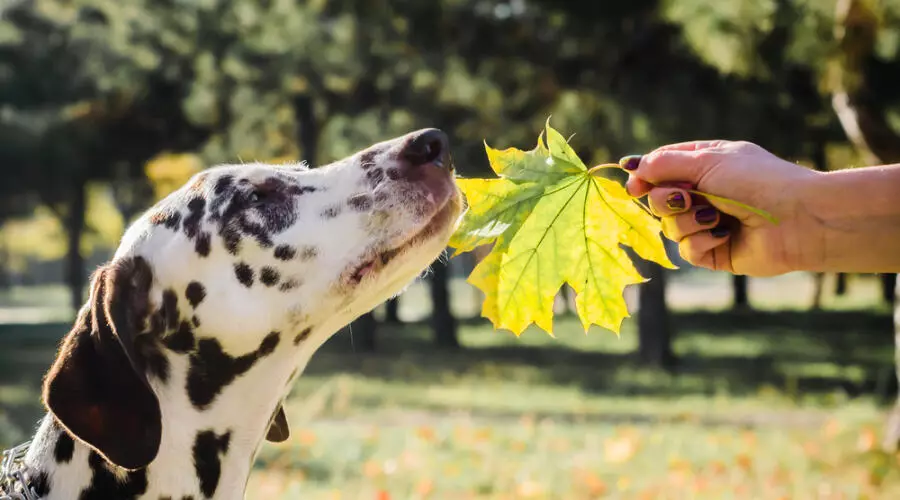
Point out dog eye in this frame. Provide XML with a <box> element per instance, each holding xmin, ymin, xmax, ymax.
<box><xmin>248</xmin><ymin>191</ymin><xmax>267</xmax><ymax>204</ymax></box>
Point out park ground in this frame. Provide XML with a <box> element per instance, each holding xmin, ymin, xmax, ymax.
<box><xmin>1</xmin><ymin>271</ymin><xmax>898</xmax><ymax>499</ymax></box>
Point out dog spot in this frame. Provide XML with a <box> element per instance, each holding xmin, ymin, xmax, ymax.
<box><xmin>274</xmin><ymin>244</ymin><xmax>296</xmax><ymax>261</ymax></box>
<box><xmin>186</xmin><ymin>332</ymin><xmax>281</xmax><ymax>410</ymax></box>
<box><xmin>185</xmin><ymin>282</ymin><xmax>206</xmax><ymax>308</ymax></box>
<box><xmin>214</xmin><ymin>175</ymin><xmax>234</xmax><ymax>195</ymax></box>
<box><xmin>359</xmin><ymin>150</ymin><xmax>376</xmax><ymax>169</ymax></box>
<box><xmin>54</xmin><ymin>430</ymin><xmax>75</xmax><ymax>464</ymax></box>
<box><xmin>320</xmin><ymin>205</ymin><xmax>342</xmax><ymax>218</ymax></box>
<box><xmin>150</xmin><ymin>211</ymin><xmax>182</xmax><ymax>230</ymax></box>
<box><xmin>286</xmin><ymin>185</ymin><xmax>316</xmax><ymax>196</ymax></box>
<box><xmin>374</xmin><ymin>192</ymin><xmax>389</xmax><ymax>204</ymax></box>
<box><xmin>78</xmin><ymin>451</ymin><xmax>148</xmax><ymax>500</ymax></box>
<box><xmin>162</xmin><ymin>289</ymin><xmax>180</xmax><ymax>330</ymax></box>
<box><xmin>195</xmin><ymin>231</ymin><xmax>212</xmax><ymax>257</ymax></box>
<box><xmin>234</xmin><ymin>262</ymin><xmax>254</xmax><ymax>288</ymax></box>
<box><xmin>386</xmin><ymin>168</ymin><xmax>401</xmax><ymax>180</ymax></box>
<box><xmin>347</xmin><ymin>194</ymin><xmax>373</xmax><ymax>212</ymax></box>
<box><xmin>260</xmin><ymin>267</ymin><xmax>280</xmax><ymax>287</ymax></box>
<box><xmin>164</xmin><ymin>320</ymin><xmax>196</xmax><ymax>353</ymax></box>
<box><xmin>366</xmin><ymin>168</ymin><xmax>384</xmax><ymax>187</ymax></box>
<box><xmin>192</xmin><ymin>430</ymin><xmax>231</xmax><ymax>499</ymax></box>
<box><xmin>221</xmin><ymin>226</ymin><xmax>242</xmax><ymax>255</ymax></box>
<box><xmin>299</xmin><ymin>246</ymin><xmax>318</xmax><ymax>261</ymax></box>
<box><xmin>293</xmin><ymin>327</ymin><xmax>312</xmax><ymax>345</ymax></box>
<box><xmin>139</xmin><ymin>336</ymin><xmax>171</xmax><ymax>383</ymax></box>
<box><xmin>192</xmin><ymin>315</ymin><xmax>201</xmax><ymax>327</ymax></box>
<box><xmin>183</xmin><ymin>197</ymin><xmax>206</xmax><ymax>240</ymax></box>
<box><xmin>279</xmin><ymin>279</ymin><xmax>300</xmax><ymax>292</ymax></box>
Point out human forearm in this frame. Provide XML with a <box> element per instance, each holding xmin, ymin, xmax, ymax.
<box><xmin>798</xmin><ymin>165</ymin><xmax>900</xmax><ymax>273</ymax></box>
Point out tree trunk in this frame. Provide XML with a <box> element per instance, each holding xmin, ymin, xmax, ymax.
<box><xmin>811</xmin><ymin>273</ymin><xmax>825</xmax><ymax>310</ymax></box>
<box><xmin>636</xmin><ymin>260</ymin><xmax>675</xmax><ymax>368</ymax></box>
<box><xmin>835</xmin><ymin>273</ymin><xmax>848</xmax><ymax>296</ymax></box>
<box><xmin>832</xmin><ymin>0</ymin><xmax>900</xmax><ymax>451</ymax></box>
<box><xmin>882</xmin><ymin>274</ymin><xmax>897</xmax><ymax>306</ymax></box>
<box><xmin>350</xmin><ymin>311</ymin><xmax>377</xmax><ymax>352</ymax></box>
<box><xmin>384</xmin><ymin>297</ymin><xmax>401</xmax><ymax>323</ymax></box>
<box><xmin>732</xmin><ymin>275</ymin><xmax>750</xmax><ymax>310</ymax></box>
<box><xmin>64</xmin><ymin>180</ymin><xmax>87</xmax><ymax>314</ymax></box>
<box><xmin>430</xmin><ymin>251</ymin><xmax>459</xmax><ymax>349</ymax></box>
<box><xmin>882</xmin><ymin>276</ymin><xmax>900</xmax><ymax>450</ymax></box>
<box><xmin>293</xmin><ymin>94</ymin><xmax>318</xmax><ymax>166</ymax></box>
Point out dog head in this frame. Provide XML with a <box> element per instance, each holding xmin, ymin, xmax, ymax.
<box><xmin>42</xmin><ymin>129</ymin><xmax>463</xmax><ymax>470</ymax></box>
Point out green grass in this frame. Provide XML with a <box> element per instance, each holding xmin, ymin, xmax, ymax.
<box><xmin>0</xmin><ymin>273</ymin><xmax>897</xmax><ymax>498</ymax></box>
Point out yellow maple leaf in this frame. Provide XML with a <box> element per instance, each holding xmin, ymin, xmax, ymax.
<box><xmin>449</xmin><ymin>120</ymin><xmax>675</xmax><ymax>336</ymax></box>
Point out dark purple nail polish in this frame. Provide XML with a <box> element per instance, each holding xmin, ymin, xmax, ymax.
<box><xmin>694</xmin><ymin>206</ymin><xmax>718</xmax><ymax>225</ymax></box>
<box><xmin>619</xmin><ymin>155</ymin><xmax>642</xmax><ymax>171</ymax></box>
<box><xmin>666</xmin><ymin>192</ymin><xmax>686</xmax><ymax>211</ymax></box>
<box><xmin>710</xmin><ymin>225</ymin><xmax>730</xmax><ymax>238</ymax></box>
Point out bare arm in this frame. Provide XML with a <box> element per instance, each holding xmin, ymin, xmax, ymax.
<box><xmin>799</xmin><ymin>165</ymin><xmax>900</xmax><ymax>273</ymax></box>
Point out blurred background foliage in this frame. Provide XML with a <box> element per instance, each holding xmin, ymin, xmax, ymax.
<box><xmin>1</xmin><ymin>0</ymin><xmax>900</xmax><ymax>497</ymax></box>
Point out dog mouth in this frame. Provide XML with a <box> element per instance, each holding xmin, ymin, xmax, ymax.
<box><xmin>346</xmin><ymin>187</ymin><xmax>461</xmax><ymax>286</ymax></box>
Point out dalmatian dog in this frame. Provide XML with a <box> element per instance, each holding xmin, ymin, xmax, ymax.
<box><xmin>2</xmin><ymin>129</ymin><xmax>463</xmax><ymax>499</ymax></box>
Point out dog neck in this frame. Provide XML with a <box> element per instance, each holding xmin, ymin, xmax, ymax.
<box><xmin>22</xmin><ymin>328</ymin><xmax>323</xmax><ymax>500</ymax></box>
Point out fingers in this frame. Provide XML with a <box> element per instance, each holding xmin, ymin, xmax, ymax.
<box><xmin>661</xmin><ymin>206</ymin><xmax>722</xmax><ymax>242</ymax></box>
<box><xmin>678</xmin><ymin>226</ymin><xmax>733</xmax><ymax>273</ymax></box>
<box><xmin>647</xmin><ymin>186</ymin><xmax>693</xmax><ymax>217</ymax></box>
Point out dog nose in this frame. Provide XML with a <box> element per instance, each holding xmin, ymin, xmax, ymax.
<box><xmin>400</xmin><ymin>129</ymin><xmax>451</xmax><ymax>170</ymax></box>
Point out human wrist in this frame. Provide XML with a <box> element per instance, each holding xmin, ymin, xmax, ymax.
<box><xmin>793</xmin><ymin>165</ymin><xmax>900</xmax><ymax>273</ymax></box>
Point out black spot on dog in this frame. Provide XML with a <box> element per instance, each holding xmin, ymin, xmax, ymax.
<box><xmin>359</xmin><ymin>150</ymin><xmax>376</xmax><ymax>169</ymax></box>
<box><xmin>214</xmin><ymin>175</ymin><xmax>234</xmax><ymax>195</ymax></box>
<box><xmin>274</xmin><ymin>244</ymin><xmax>296</xmax><ymax>261</ymax></box>
<box><xmin>186</xmin><ymin>332</ymin><xmax>281</xmax><ymax>410</ymax></box>
<box><xmin>192</xmin><ymin>430</ymin><xmax>231</xmax><ymax>498</ymax></box>
<box><xmin>185</xmin><ymin>282</ymin><xmax>206</xmax><ymax>308</ymax></box>
<box><xmin>195</xmin><ymin>231</ymin><xmax>212</xmax><ymax>257</ymax></box>
<box><xmin>162</xmin><ymin>289</ymin><xmax>179</xmax><ymax>330</ymax></box>
<box><xmin>299</xmin><ymin>246</ymin><xmax>318</xmax><ymax>261</ymax></box>
<box><xmin>386</xmin><ymin>168</ymin><xmax>401</xmax><ymax>180</ymax></box>
<box><xmin>54</xmin><ymin>430</ymin><xmax>75</xmax><ymax>464</ymax></box>
<box><xmin>140</xmin><ymin>336</ymin><xmax>171</xmax><ymax>383</ymax></box>
<box><xmin>26</xmin><ymin>470</ymin><xmax>50</xmax><ymax>497</ymax></box>
<box><xmin>293</xmin><ymin>327</ymin><xmax>312</xmax><ymax>345</ymax></box>
<box><xmin>150</xmin><ymin>210</ymin><xmax>182</xmax><ymax>230</ymax></box>
<box><xmin>279</xmin><ymin>279</ymin><xmax>299</xmax><ymax>292</ymax></box>
<box><xmin>348</xmin><ymin>194</ymin><xmax>373</xmax><ymax>212</ymax></box>
<box><xmin>260</xmin><ymin>267</ymin><xmax>280</xmax><ymax>287</ymax></box>
<box><xmin>221</xmin><ymin>226</ymin><xmax>242</xmax><ymax>255</ymax></box>
<box><xmin>237</xmin><ymin>216</ymin><xmax>274</xmax><ymax>248</ymax></box>
<box><xmin>164</xmin><ymin>320</ymin><xmax>196</xmax><ymax>353</ymax></box>
<box><xmin>374</xmin><ymin>192</ymin><xmax>389</xmax><ymax>203</ymax></box>
<box><xmin>320</xmin><ymin>205</ymin><xmax>341</xmax><ymax>218</ymax></box>
<box><xmin>78</xmin><ymin>451</ymin><xmax>148</xmax><ymax>500</ymax></box>
<box><xmin>234</xmin><ymin>262</ymin><xmax>254</xmax><ymax>287</ymax></box>
<box><xmin>286</xmin><ymin>185</ymin><xmax>316</xmax><ymax>196</ymax></box>
<box><xmin>192</xmin><ymin>315</ymin><xmax>201</xmax><ymax>327</ymax></box>
<box><xmin>366</xmin><ymin>168</ymin><xmax>384</xmax><ymax>187</ymax></box>
<box><xmin>183</xmin><ymin>197</ymin><xmax>206</xmax><ymax>240</ymax></box>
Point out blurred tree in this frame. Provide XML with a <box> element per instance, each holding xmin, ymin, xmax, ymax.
<box><xmin>827</xmin><ymin>0</ymin><xmax>900</xmax><ymax>451</ymax></box>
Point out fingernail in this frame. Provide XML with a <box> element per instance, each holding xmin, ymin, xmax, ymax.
<box><xmin>666</xmin><ymin>192</ymin><xmax>686</xmax><ymax>211</ymax></box>
<box><xmin>619</xmin><ymin>154</ymin><xmax>642</xmax><ymax>171</ymax></box>
<box><xmin>694</xmin><ymin>206</ymin><xmax>718</xmax><ymax>225</ymax></box>
<box><xmin>710</xmin><ymin>225</ymin><xmax>730</xmax><ymax>238</ymax></box>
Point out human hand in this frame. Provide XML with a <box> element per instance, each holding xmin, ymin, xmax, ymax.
<box><xmin>620</xmin><ymin>140</ymin><xmax>821</xmax><ymax>277</ymax></box>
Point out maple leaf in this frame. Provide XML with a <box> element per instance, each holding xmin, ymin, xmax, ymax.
<box><xmin>450</xmin><ymin>120</ymin><xmax>676</xmax><ymax>336</ymax></box>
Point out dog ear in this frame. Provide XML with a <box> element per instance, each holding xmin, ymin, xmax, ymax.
<box><xmin>42</xmin><ymin>256</ymin><xmax>161</xmax><ymax>471</ymax></box>
<box><xmin>265</xmin><ymin>404</ymin><xmax>290</xmax><ymax>443</ymax></box>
